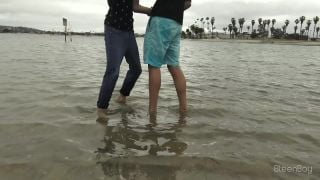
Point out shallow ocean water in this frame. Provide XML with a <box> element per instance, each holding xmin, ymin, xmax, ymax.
<box><xmin>0</xmin><ymin>34</ymin><xmax>319</xmax><ymax>179</ymax></box>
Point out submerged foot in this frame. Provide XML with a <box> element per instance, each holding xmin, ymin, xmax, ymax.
<box><xmin>116</xmin><ymin>94</ymin><xmax>126</xmax><ymax>104</ymax></box>
<box><xmin>97</xmin><ymin>108</ymin><xmax>108</xmax><ymax>119</ymax></box>
<box><xmin>179</xmin><ymin>109</ymin><xmax>188</xmax><ymax>117</ymax></box>
<box><xmin>179</xmin><ymin>106</ymin><xmax>188</xmax><ymax>116</ymax></box>
<box><xmin>148</xmin><ymin>111</ymin><xmax>157</xmax><ymax>125</ymax></box>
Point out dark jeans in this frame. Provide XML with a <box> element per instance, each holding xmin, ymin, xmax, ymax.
<box><xmin>97</xmin><ymin>26</ymin><xmax>142</xmax><ymax>109</ymax></box>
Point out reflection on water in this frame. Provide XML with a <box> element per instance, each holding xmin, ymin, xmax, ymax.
<box><xmin>99</xmin><ymin>159</ymin><xmax>179</xmax><ymax>180</ymax></box>
<box><xmin>96</xmin><ymin>107</ymin><xmax>188</xmax><ymax>179</ymax></box>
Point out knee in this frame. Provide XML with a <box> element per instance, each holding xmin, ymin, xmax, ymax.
<box><xmin>136</xmin><ymin>68</ymin><xmax>142</xmax><ymax>76</ymax></box>
<box><xmin>132</xmin><ymin>67</ymin><xmax>142</xmax><ymax>77</ymax></box>
<box><xmin>176</xmin><ymin>86</ymin><xmax>186</xmax><ymax>95</ymax></box>
<box><xmin>105</xmin><ymin>68</ymin><xmax>120</xmax><ymax>80</ymax></box>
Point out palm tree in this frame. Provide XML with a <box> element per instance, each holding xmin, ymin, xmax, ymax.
<box><xmin>207</xmin><ymin>21</ymin><xmax>210</xmax><ymax>37</ymax></box>
<box><xmin>271</xmin><ymin>19</ymin><xmax>276</xmax><ymax>37</ymax></box>
<box><xmin>267</xmin><ymin>19</ymin><xmax>271</xmax><ymax>25</ymax></box>
<box><xmin>231</xmin><ymin>18</ymin><xmax>236</xmax><ymax>27</ymax></box>
<box><xmin>203</xmin><ymin>18</ymin><xmax>206</xmax><ymax>29</ymax></box>
<box><xmin>258</xmin><ymin>18</ymin><xmax>263</xmax><ymax>26</ymax></box>
<box><xmin>282</xmin><ymin>25</ymin><xmax>286</xmax><ymax>35</ymax></box>
<box><xmin>294</xmin><ymin>19</ymin><xmax>299</xmax><ymax>34</ymax></box>
<box><xmin>294</xmin><ymin>26</ymin><xmax>298</xmax><ymax>34</ymax></box>
<box><xmin>251</xmin><ymin>20</ymin><xmax>255</xmax><ymax>33</ymax></box>
<box><xmin>231</xmin><ymin>18</ymin><xmax>236</xmax><ymax>38</ymax></box>
<box><xmin>284</xmin><ymin>20</ymin><xmax>290</xmax><ymax>34</ymax></box>
<box><xmin>272</xmin><ymin>19</ymin><xmax>276</xmax><ymax>28</ymax></box>
<box><xmin>205</xmin><ymin>17</ymin><xmax>209</xmax><ymax>30</ymax></box>
<box><xmin>223</xmin><ymin>27</ymin><xmax>227</xmax><ymax>34</ymax></box>
<box><xmin>306</xmin><ymin>20</ymin><xmax>312</xmax><ymax>38</ymax></box>
<box><xmin>247</xmin><ymin>25</ymin><xmax>250</xmax><ymax>33</ymax></box>
<box><xmin>266</xmin><ymin>19</ymin><xmax>271</xmax><ymax>37</ymax></box>
<box><xmin>316</xmin><ymin>27</ymin><xmax>320</xmax><ymax>38</ymax></box>
<box><xmin>263</xmin><ymin>20</ymin><xmax>267</xmax><ymax>31</ymax></box>
<box><xmin>186</xmin><ymin>29</ymin><xmax>191</xmax><ymax>38</ymax></box>
<box><xmin>190</xmin><ymin>24</ymin><xmax>197</xmax><ymax>38</ymax></box>
<box><xmin>266</xmin><ymin>19</ymin><xmax>271</xmax><ymax>30</ymax></box>
<box><xmin>306</xmin><ymin>26</ymin><xmax>310</xmax><ymax>37</ymax></box>
<box><xmin>228</xmin><ymin>24</ymin><xmax>233</xmax><ymax>39</ymax></box>
<box><xmin>301</xmin><ymin>29</ymin><xmax>306</xmax><ymax>36</ymax></box>
<box><xmin>200</xmin><ymin>18</ymin><xmax>204</xmax><ymax>28</ymax></box>
<box><xmin>206</xmin><ymin>17</ymin><xmax>210</xmax><ymax>32</ymax></box>
<box><xmin>257</xmin><ymin>18</ymin><xmax>262</xmax><ymax>33</ymax></box>
<box><xmin>233</xmin><ymin>26</ymin><xmax>238</xmax><ymax>38</ymax></box>
<box><xmin>238</xmin><ymin>18</ymin><xmax>245</xmax><ymax>34</ymax></box>
<box><xmin>261</xmin><ymin>20</ymin><xmax>268</xmax><ymax>38</ymax></box>
<box><xmin>198</xmin><ymin>28</ymin><xmax>204</xmax><ymax>39</ymax></box>
<box><xmin>199</xmin><ymin>18</ymin><xmax>205</xmax><ymax>38</ymax></box>
<box><xmin>211</xmin><ymin>17</ymin><xmax>215</xmax><ymax>38</ymax></box>
<box><xmin>299</xmin><ymin>16</ymin><xmax>306</xmax><ymax>36</ymax></box>
<box><xmin>313</xmin><ymin>16</ymin><xmax>319</xmax><ymax>38</ymax></box>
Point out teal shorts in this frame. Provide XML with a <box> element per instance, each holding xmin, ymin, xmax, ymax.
<box><xmin>144</xmin><ymin>16</ymin><xmax>182</xmax><ymax>68</ymax></box>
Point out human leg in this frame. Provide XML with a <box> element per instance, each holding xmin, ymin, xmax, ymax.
<box><xmin>148</xmin><ymin>65</ymin><xmax>161</xmax><ymax>115</ymax></box>
<box><xmin>144</xmin><ymin>17</ymin><xmax>174</xmax><ymax>116</ymax></box>
<box><xmin>163</xmin><ymin>20</ymin><xmax>186</xmax><ymax>114</ymax></box>
<box><xmin>119</xmin><ymin>32</ymin><xmax>142</xmax><ymax>102</ymax></box>
<box><xmin>97</xmin><ymin>26</ymin><xmax>126</xmax><ymax>111</ymax></box>
<box><xmin>168</xmin><ymin>66</ymin><xmax>187</xmax><ymax>114</ymax></box>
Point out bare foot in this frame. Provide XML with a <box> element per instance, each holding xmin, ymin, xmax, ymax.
<box><xmin>148</xmin><ymin>111</ymin><xmax>157</xmax><ymax>125</ymax></box>
<box><xmin>116</xmin><ymin>94</ymin><xmax>126</xmax><ymax>104</ymax></box>
<box><xmin>179</xmin><ymin>109</ymin><xmax>188</xmax><ymax>117</ymax></box>
<box><xmin>96</xmin><ymin>117</ymin><xmax>109</xmax><ymax>125</ymax></box>
<box><xmin>97</xmin><ymin>108</ymin><xmax>108</xmax><ymax>119</ymax></box>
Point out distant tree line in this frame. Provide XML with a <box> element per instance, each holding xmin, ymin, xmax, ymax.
<box><xmin>0</xmin><ymin>25</ymin><xmax>109</xmax><ymax>36</ymax></box>
<box><xmin>182</xmin><ymin>16</ymin><xmax>320</xmax><ymax>41</ymax></box>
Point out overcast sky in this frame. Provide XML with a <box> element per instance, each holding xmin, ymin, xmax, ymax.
<box><xmin>0</xmin><ymin>0</ymin><xmax>320</xmax><ymax>33</ymax></box>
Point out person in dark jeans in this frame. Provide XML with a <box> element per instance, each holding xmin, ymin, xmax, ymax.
<box><xmin>97</xmin><ymin>0</ymin><xmax>151</xmax><ymax>119</ymax></box>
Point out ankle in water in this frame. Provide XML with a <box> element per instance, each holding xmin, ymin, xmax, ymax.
<box><xmin>116</xmin><ymin>94</ymin><xmax>126</xmax><ymax>104</ymax></box>
<box><xmin>97</xmin><ymin>108</ymin><xmax>108</xmax><ymax>119</ymax></box>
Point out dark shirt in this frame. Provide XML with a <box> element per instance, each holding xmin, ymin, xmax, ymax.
<box><xmin>105</xmin><ymin>0</ymin><xmax>134</xmax><ymax>31</ymax></box>
<box><xmin>151</xmin><ymin>0</ymin><xmax>190</xmax><ymax>25</ymax></box>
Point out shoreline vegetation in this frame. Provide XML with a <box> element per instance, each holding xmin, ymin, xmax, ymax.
<box><xmin>0</xmin><ymin>25</ymin><xmax>145</xmax><ymax>37</ymax></box>
<box><xmin>1</xmin><ymin>24</ymin><xmax>320</xmax><ymax>46</ymax></box>
<box><xmin>182</xmin><ymin>16</ymin><xmax>320</xmax><ymax>44</ymax></box>
<box><xmin>202</xmin><ymin>38</ymin><xmax>320</xmax><ymax>46</ymax></box>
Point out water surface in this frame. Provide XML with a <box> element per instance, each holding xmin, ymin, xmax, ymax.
<box><xmin>0</xmin><ymin>34</ymin><xmax>319</xmax><ymax>179</ymax></box>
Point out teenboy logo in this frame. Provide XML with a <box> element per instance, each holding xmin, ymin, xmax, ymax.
<box><xmin>273</xmin><ymin>165</ymin><xmax>313</xmax><ymax>175</ymax></box>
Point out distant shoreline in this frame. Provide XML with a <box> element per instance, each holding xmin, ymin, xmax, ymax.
<box><xmin>0</xmin><ymin>25</ymin><xmax>146</xmax><ymax>37</ymax></box>
<box><xmin>1</xmin><ymin>26</ymin><xmax>319</xmax><ymax>46</ymax></box>
<box><xmin>0</xmin><ymin>32</ymin><xmax>146</xmax><ymax>38</ymax></box>
<box><xmin>189</xmin><ymin>38</ymin><xmax>320</xmax><ymax>46</ymax></box>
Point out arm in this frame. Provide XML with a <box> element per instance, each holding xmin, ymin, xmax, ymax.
<box><xmin>133</xmin><ymin>0</ymin><xmax>152</xmax><ymax>15</ymax></box>
<box><xmin>184</xmin><ymin>0</ymin><xmax>191</xmax><ymax>10</ymax></box>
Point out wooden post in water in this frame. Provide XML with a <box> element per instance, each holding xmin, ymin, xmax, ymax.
<box><xmin>63</xmin><ymin>18</ymin><xmax>67</xmax><ymax>42</ymax></box>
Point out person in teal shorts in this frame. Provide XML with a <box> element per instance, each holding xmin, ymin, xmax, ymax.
<box><xmin>144</xmin><ymin>0</ymin><xmax>192</xmax><ymax>117</ymax></box>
